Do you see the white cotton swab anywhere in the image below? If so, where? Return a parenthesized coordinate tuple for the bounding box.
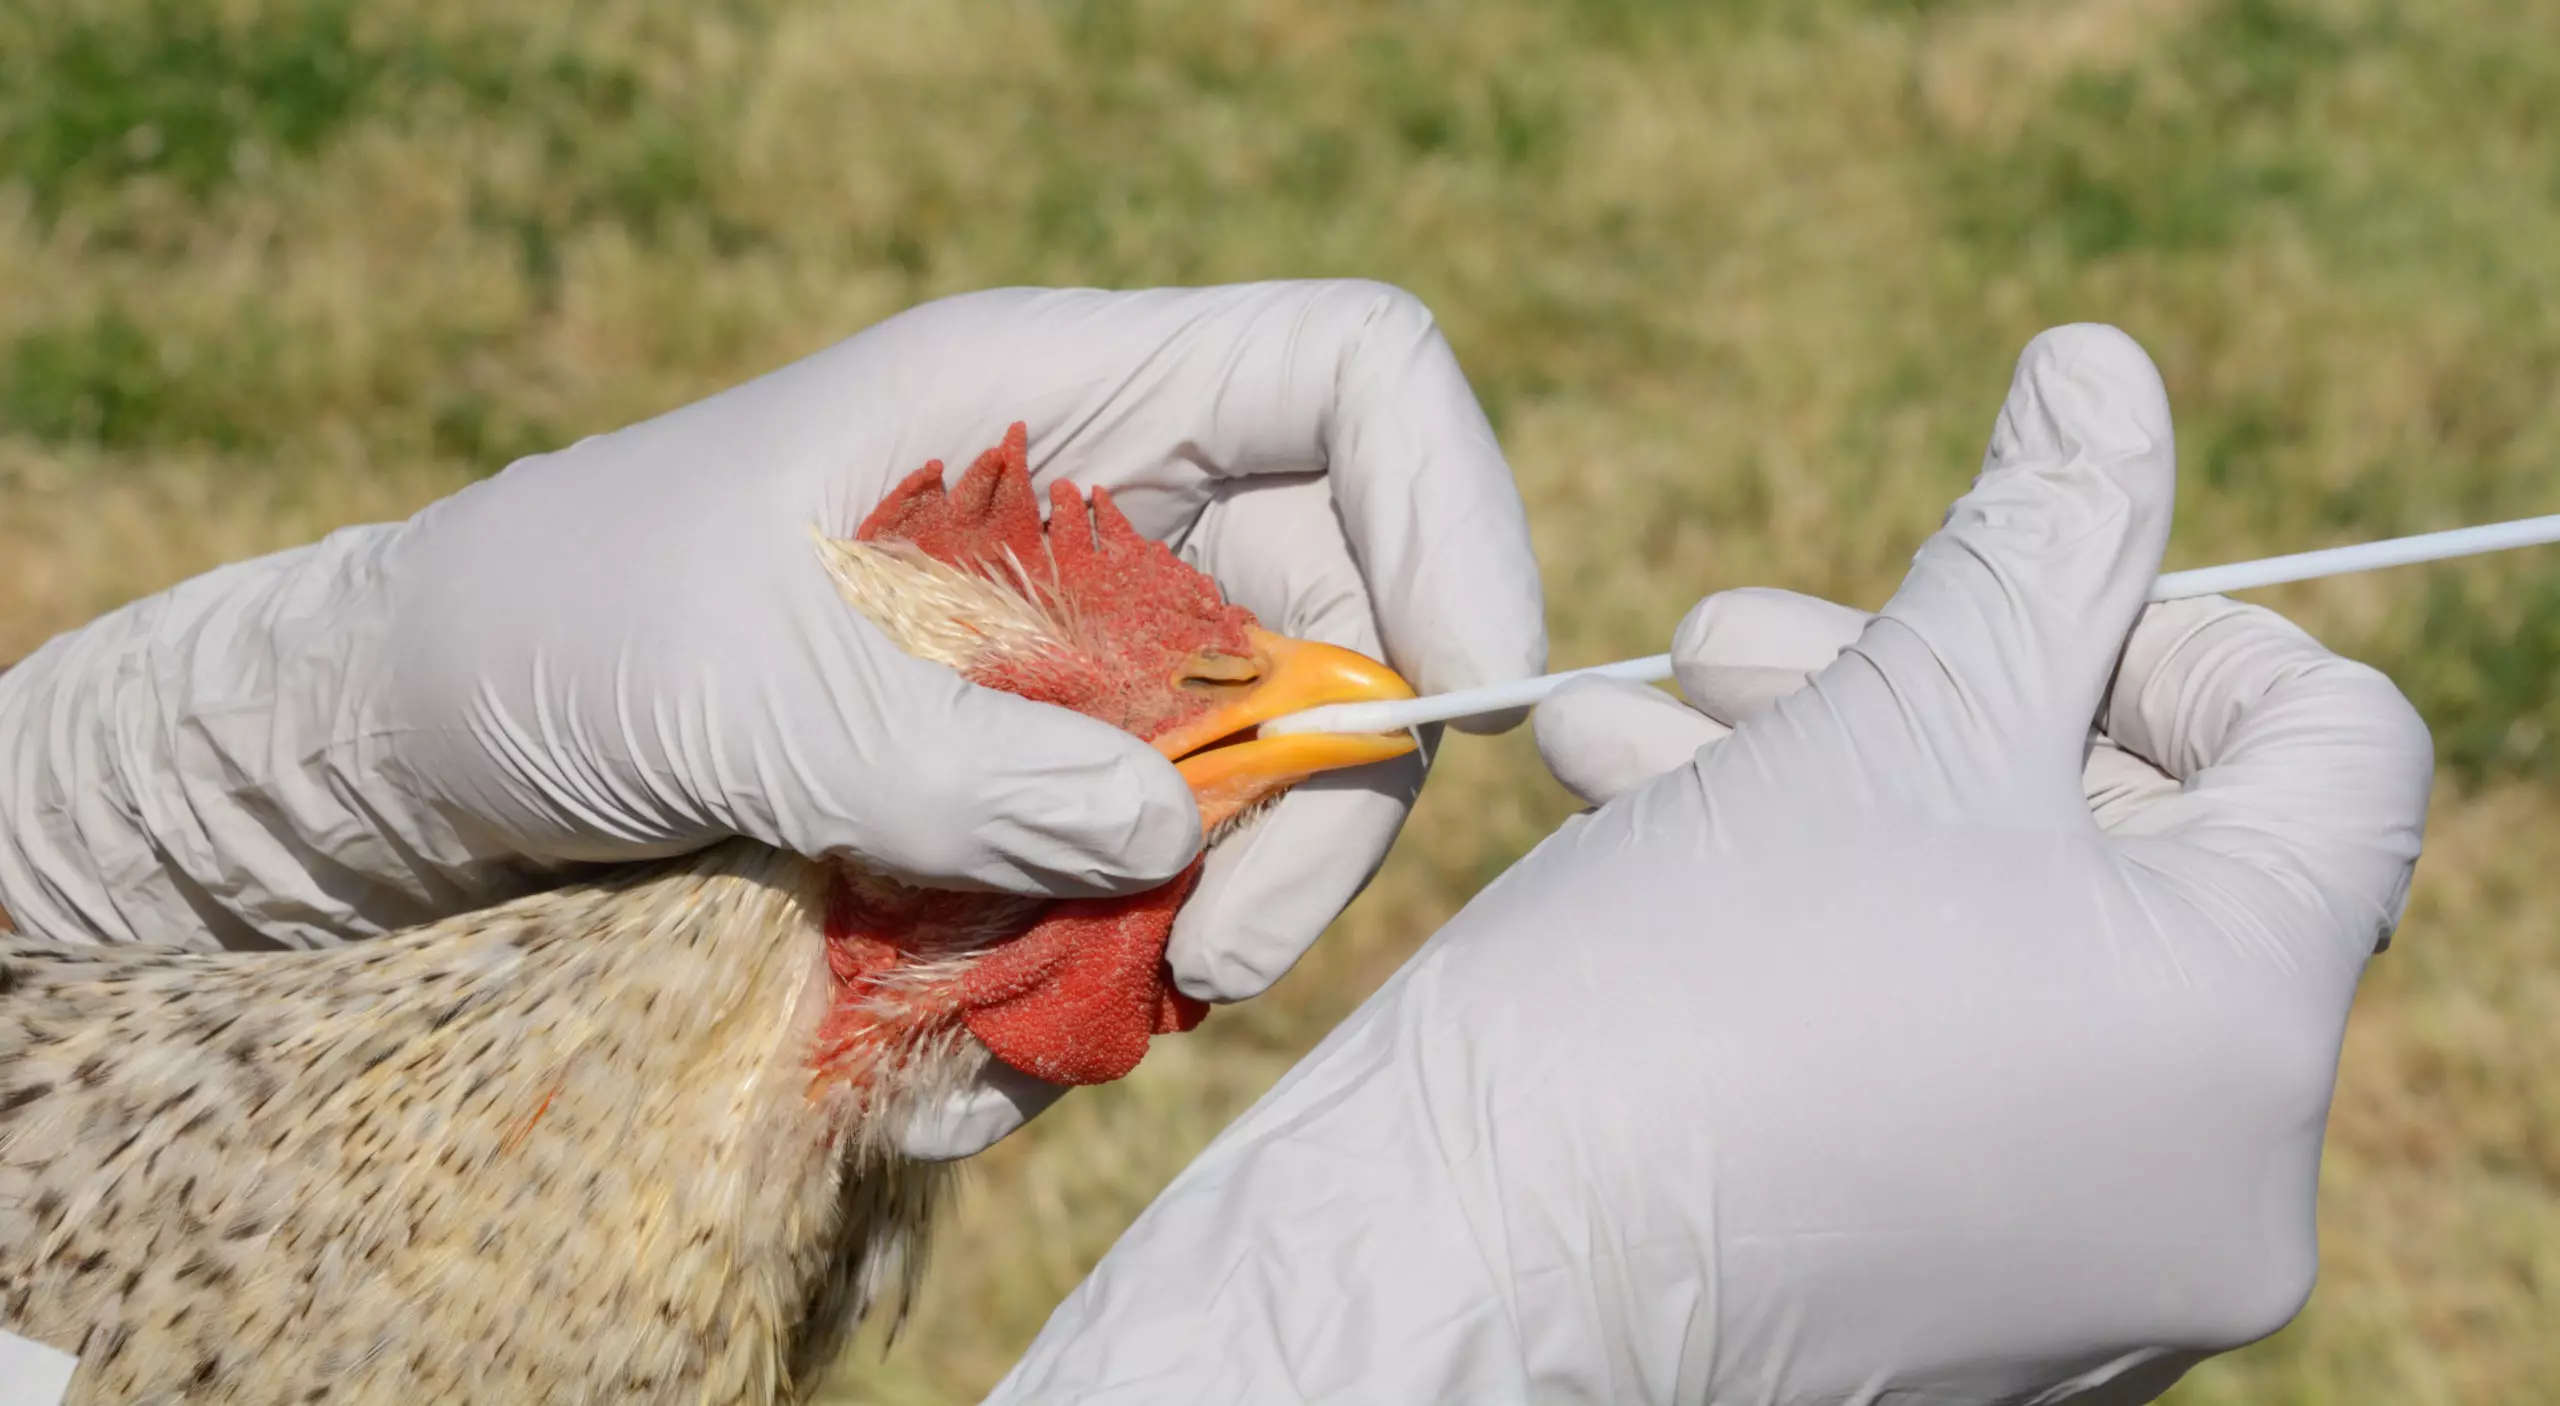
(1258, 512, 2560, 738)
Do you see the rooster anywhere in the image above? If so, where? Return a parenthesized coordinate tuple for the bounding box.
(0, 425, 1418, 1404)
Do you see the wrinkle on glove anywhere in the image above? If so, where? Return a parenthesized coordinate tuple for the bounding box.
(991, 325, 2432, 1405)
(0, 528, 430, 950)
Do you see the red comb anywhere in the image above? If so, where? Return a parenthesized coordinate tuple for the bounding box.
(856, 422, 1049, 576)
(853, 423, 1252, 675)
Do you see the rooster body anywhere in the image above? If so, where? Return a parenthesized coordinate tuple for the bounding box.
(1, 846, 941, 1403)
(0, 426, 1415, 1403)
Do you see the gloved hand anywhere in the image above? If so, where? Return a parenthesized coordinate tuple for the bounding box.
(0, 280, 1546, 1159)
(986, 325, 2434, 1404)
(1533, 588, 2202, 829)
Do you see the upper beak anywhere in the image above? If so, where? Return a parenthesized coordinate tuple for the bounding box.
(1152, 627, 1419, 830)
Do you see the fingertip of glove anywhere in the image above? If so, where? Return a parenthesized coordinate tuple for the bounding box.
(1162, 862, 1307, 1005)
(890, 687, 1205, 894)
(1671, 588, 1872, 667)
(1994, 324, 2172, 470)
(894, 1062, 1069, 1161)
(1534, 675, 1726, 808)
(1164, 777, 1410, 1002)
(1166, 940, 1286, 1005)
(1667, 589, 1873, 725)
(1042, 736, 1206, 886)
(2018, 322, 2154, 376)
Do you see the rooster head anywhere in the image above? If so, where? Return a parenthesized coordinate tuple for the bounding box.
(813, 423, 1419, 1089)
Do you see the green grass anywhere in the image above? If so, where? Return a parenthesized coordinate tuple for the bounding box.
(3, 0, 2556, 1400)
(0, 0, 381, 212)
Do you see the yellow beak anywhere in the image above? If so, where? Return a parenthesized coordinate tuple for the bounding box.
(1153, 627, 1419, 830)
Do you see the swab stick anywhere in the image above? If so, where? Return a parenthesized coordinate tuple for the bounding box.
(1260, 514, 2560, 737)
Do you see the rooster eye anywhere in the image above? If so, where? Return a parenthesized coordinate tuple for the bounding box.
(1176, 652, 1262, 690)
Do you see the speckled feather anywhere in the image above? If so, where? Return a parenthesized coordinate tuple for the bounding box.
(0, 426, 1275, 1402)
(0, 844, 964, 1403)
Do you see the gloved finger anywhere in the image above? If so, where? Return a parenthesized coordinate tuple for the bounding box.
(778, 621, 1210, 895)
(1533, 675, 1730, 807)
(850, 281, 1549, 732)
(2098, 596, 2434, 950)
(1163, 474, 1425, 1002)
(1670, 587, 1874, 727)
(1166, 760, 1423, 1003)
(894, 1058, 1070, 1162)
(2083, 732, 2179, 831)
(1851, 324, 2176, 797)
(1662, 586, 2190, 826)
(1661, 584, 2188, 823)
(1660, 583, 2192, 822)
(383, 471, 1208, 898)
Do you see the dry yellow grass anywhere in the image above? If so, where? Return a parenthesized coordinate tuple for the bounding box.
(3, 0, 2555, 1400)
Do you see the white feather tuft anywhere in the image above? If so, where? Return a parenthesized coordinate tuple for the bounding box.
(812, 533, 1071, 674)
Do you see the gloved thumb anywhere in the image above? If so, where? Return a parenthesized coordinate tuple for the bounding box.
(1532, 588, 1871, 807)
(1534, 676, 1727, 807)
(1852, 324, 2175, 801)
(1670, 587, 1873, 726)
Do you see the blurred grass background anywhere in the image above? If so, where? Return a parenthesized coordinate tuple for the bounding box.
(2, 0, 2555, 1399)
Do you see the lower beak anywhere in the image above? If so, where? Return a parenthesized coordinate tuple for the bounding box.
(1153, 628, 1419, 830)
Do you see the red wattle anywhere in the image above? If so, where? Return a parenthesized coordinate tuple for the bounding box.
(956, 863, 1205, 1086)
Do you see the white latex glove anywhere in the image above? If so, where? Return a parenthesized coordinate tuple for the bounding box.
(1535, 587, 2189, 827)
(987, 325, 2433, 1404)
(0, 281, 1545, 1156)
